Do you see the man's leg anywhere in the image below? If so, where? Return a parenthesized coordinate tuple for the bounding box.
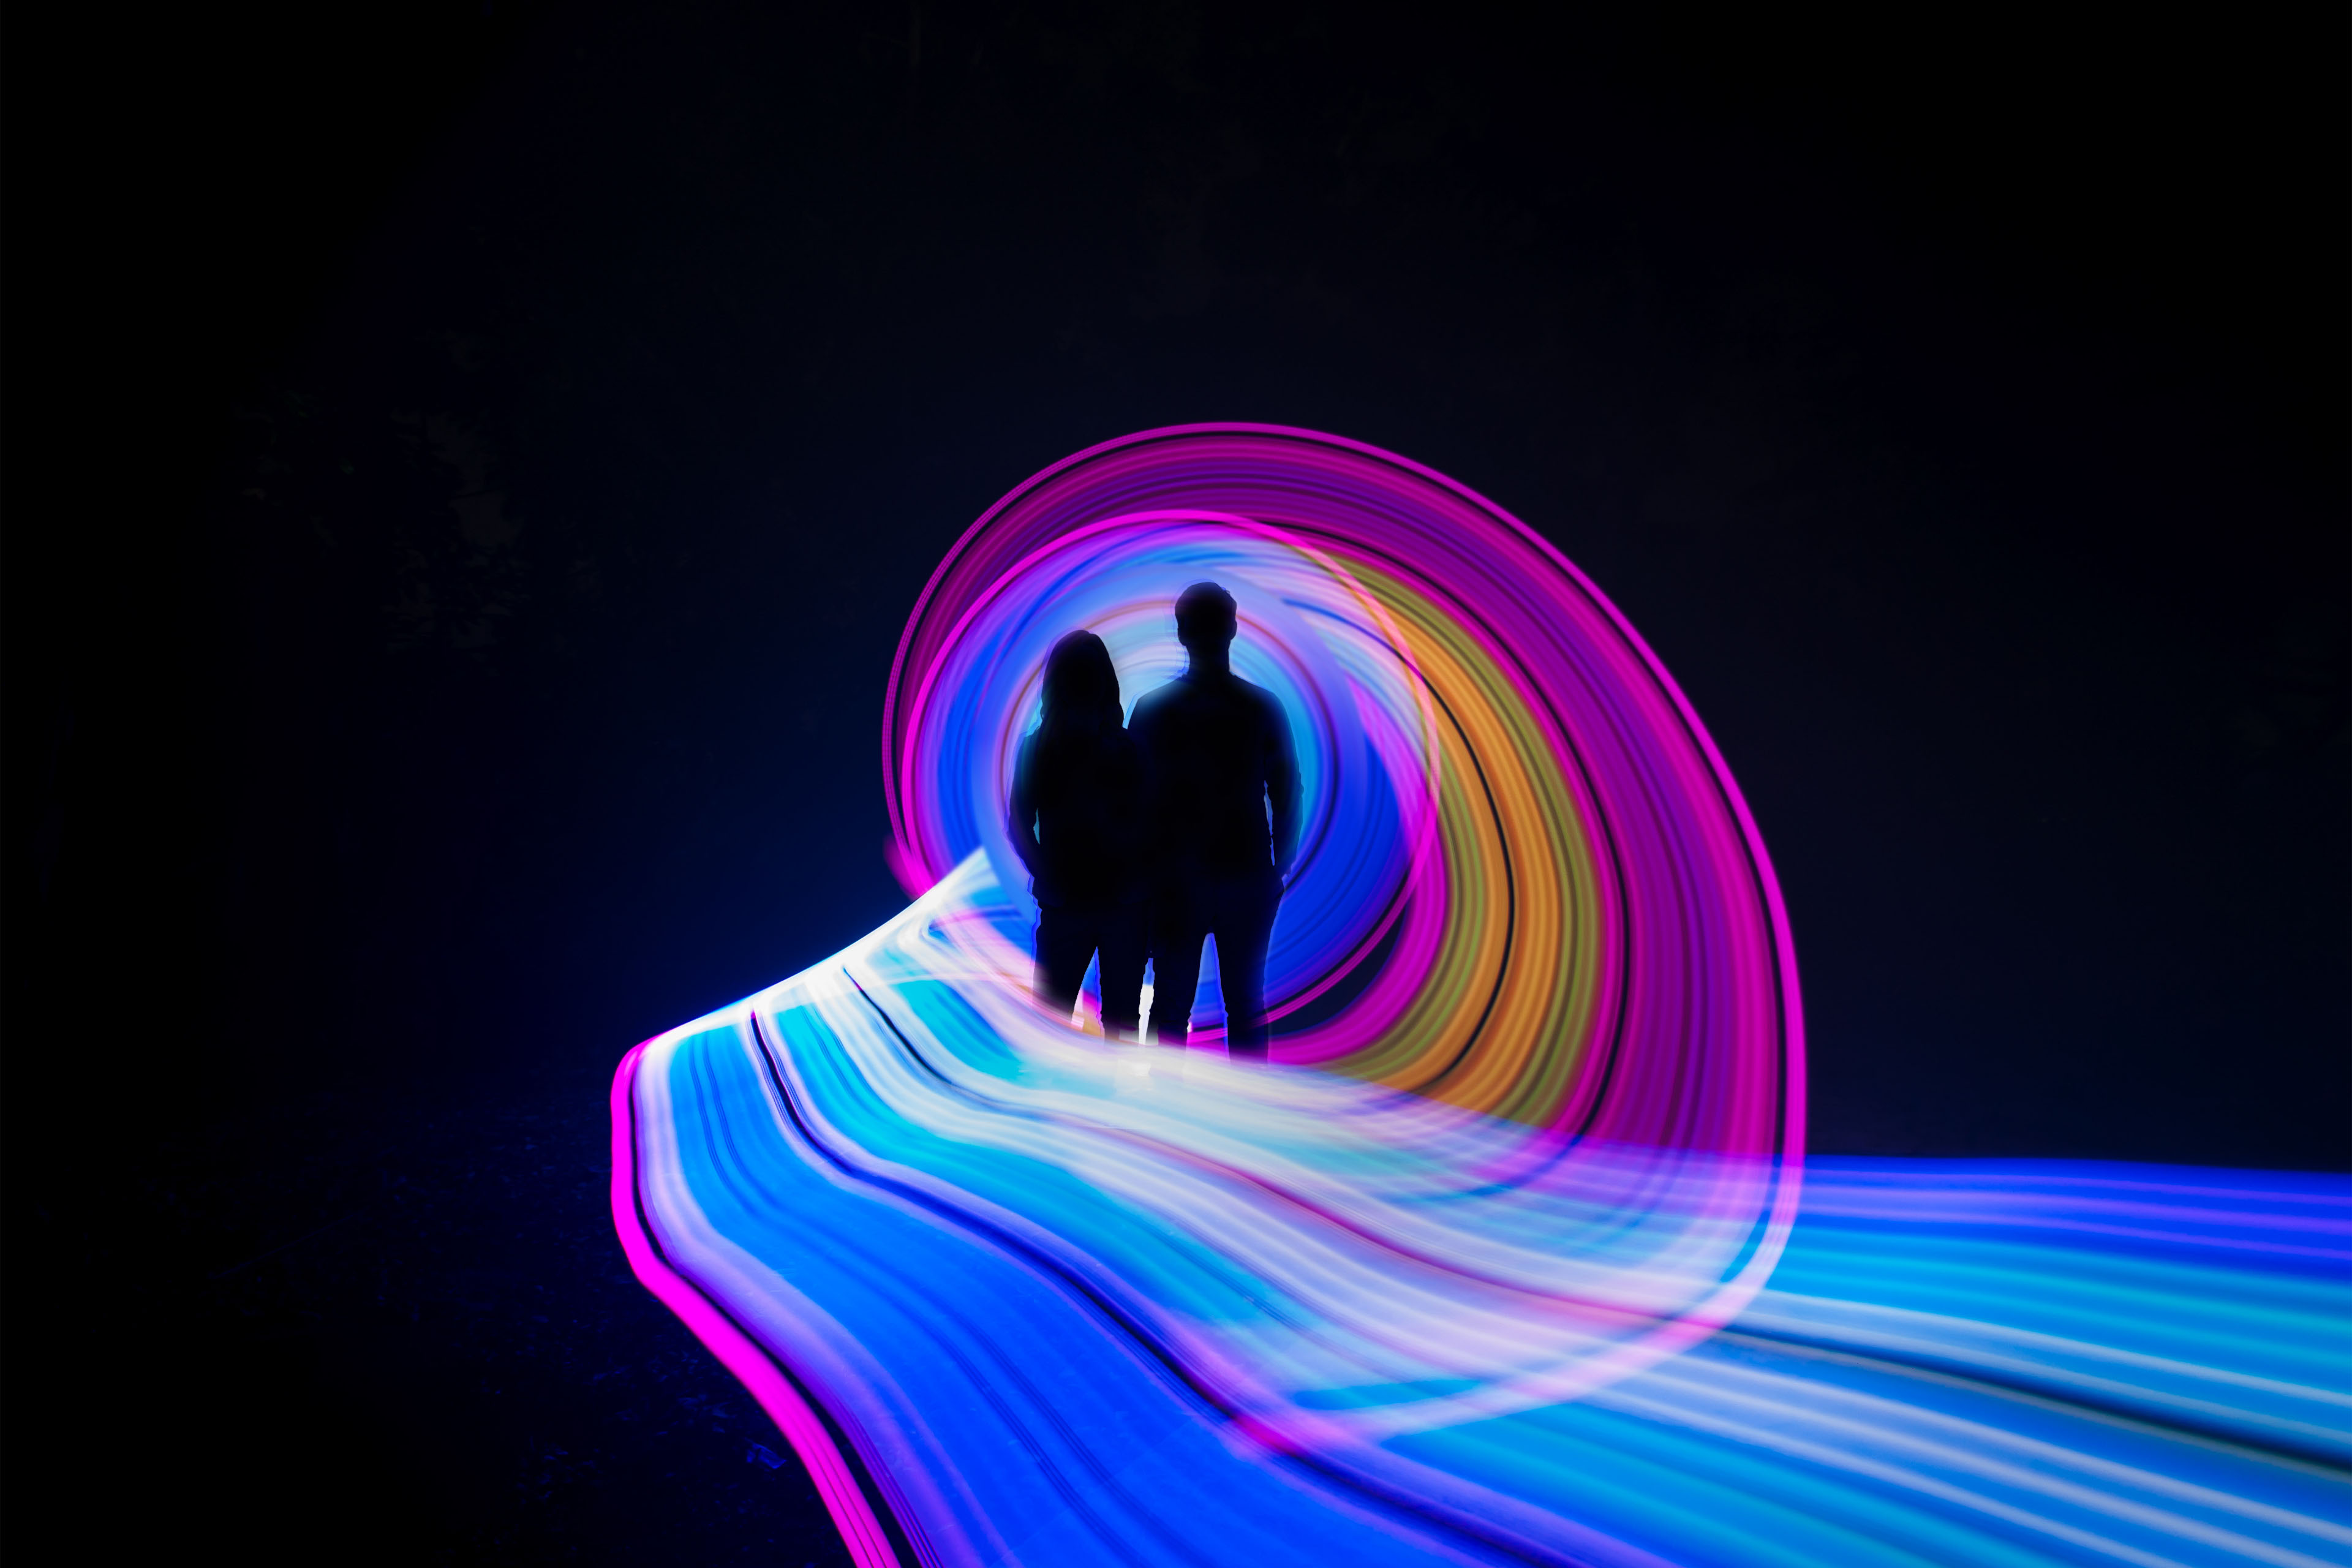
(1213, 879, 1281, 1059)
(1033, 905, 1097, 1023)
(1148, 892, 1207, 1048)
(1096, 905, 1147, 1039)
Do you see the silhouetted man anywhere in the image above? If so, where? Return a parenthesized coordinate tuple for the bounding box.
(1130, 582, 1300, 1058)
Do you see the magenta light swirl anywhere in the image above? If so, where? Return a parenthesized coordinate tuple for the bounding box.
(882, 424, 1803, 1157)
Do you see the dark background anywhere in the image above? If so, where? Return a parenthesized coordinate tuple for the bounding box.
(7, 2, 2344, 1561)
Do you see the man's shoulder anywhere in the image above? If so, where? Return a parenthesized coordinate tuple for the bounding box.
(1132, 673, 1282, 726)
(1232, 676, 1289, 726)
(1131, 675, 1199, 714)
(1134, 676, 1187, 704)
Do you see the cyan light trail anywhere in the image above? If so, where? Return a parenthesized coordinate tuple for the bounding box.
(613, 428, 2350, 1565)
(612, 864, 2350, 1566)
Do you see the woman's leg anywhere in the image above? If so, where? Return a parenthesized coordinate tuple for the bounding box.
(1095, 906, 1147, 1039)
(1148, 888, 1208, 1047)
(1033, 905, 1096, 1023)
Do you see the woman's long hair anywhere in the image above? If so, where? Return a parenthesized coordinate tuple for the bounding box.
(1037, 630, 1124, 740)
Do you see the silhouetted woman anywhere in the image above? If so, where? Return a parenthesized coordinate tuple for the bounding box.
(1008, 630, 1147, 1037)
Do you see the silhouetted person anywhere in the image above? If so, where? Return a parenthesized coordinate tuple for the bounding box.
(1131, 582, 1300, 1058)
(1009, 630, 1147, 1037)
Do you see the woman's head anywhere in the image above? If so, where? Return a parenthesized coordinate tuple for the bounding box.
(1039, 629, 1123, 735)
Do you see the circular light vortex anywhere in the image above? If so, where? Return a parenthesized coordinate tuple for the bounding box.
(884, 424, 1803, 1156)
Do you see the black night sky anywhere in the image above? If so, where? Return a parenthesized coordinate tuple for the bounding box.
(7, 4, 2345, 1561)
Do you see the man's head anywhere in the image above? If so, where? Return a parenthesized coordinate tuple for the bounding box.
(1174, 581, 1238, 654)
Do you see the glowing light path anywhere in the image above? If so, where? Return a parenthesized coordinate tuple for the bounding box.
(614, 429, 2350, 1565)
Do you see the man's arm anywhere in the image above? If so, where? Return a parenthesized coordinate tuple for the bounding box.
(1008, 731, 1044, 876)
(1128, 693, 1167, 872)
(1265, 696, 1301, 881)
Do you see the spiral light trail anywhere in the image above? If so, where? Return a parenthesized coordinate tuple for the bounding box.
(614, 427, 2349, 1566)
